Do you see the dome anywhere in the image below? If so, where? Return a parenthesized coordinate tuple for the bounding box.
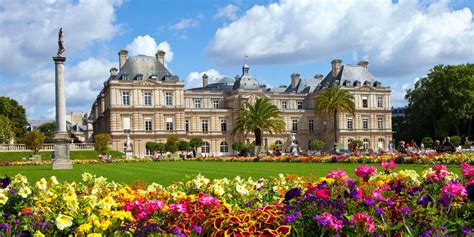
(238, 75, 259, 90)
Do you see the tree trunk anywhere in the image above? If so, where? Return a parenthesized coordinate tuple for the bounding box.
(333, 110, 338, 144)
(255, 129, 262, 146)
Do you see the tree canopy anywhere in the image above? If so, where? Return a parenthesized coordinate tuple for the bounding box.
(0, 115, 14, 144)
(0, 97, 28, 139)
(38, 121, 56, 143)
(405, 64, 473, 141)
(24, 131, 44, 154)
(232, 98, 285, 146)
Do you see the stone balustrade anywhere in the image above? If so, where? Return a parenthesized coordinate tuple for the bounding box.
(0, 143, 95, 152)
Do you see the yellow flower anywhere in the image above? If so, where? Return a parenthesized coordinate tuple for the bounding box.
(19, 187, 32, 198)
(236, 183, 249, 196)
(76, 223, 92, 234)
(55, 214, 73, 230)
(36, 178, 47, 190)
(87, 234, 102, 237)
(33, 230, 45, 237)
(82, 173, 93, 182)
(64, 191, 77, 201)
(49, 176, 59, 186)
(0, 192, 8, 205)
(98, 196, 114, 210)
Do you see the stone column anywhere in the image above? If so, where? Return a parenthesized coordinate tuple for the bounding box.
(52, 56, 72, 169)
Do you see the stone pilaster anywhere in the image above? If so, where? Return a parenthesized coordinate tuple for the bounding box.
(52, 56, 72, 170)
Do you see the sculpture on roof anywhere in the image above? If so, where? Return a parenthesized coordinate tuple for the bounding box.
(57, 28, 65, 56)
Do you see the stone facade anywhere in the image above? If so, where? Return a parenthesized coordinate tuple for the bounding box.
(89, 50, 392, 157)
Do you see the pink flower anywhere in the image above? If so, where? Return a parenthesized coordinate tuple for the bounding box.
(380, 160, 396, 171)
(124, 201, 133, 211)
(198, 193, 220, 206)
(316, 189, 331, 199)
(326, 168, 347, 179)
(313, 212, 343, 231)
(351, 213, 376, 233)
(433, 164, 447, 172)
(169, 203, 188, 213)
(460, 163, 474, 178)
(442, 181, 467, 197)
(355, 165, 377, 178)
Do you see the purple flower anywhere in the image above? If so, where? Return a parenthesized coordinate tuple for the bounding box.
(285, 188, 301, 201)
(284, 215, 297, 224)
(1, 176, 11, 189)
(401, 208, 410, 214)
(417, 194, 433, 208)
(0, 224, 11, 231)
(172, 227, 180, 234)
(375, 207, 384, 215)
(245, 201, 253, 206)
(438, 195, 451, 207)
(193, 225, 202, 234)
(257, 179, 264, 183)
(463, 227, 472, 235)
(9, 189, 17, 194)
(177, 234, 185, 237)
(364, 198, 376, 206)
(294, 210, 302, 217)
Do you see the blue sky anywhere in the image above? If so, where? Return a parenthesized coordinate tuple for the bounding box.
(0, 0, 473, 119)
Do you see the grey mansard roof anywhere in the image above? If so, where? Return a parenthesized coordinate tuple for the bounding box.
(114, 55, 178, 81)
(285, 78, 320, 93)
(187, 77, 235, 92)
(317, 65, 382, 89)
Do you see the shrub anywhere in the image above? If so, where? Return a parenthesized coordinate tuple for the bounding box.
(146, 141, 158, 155)
(178, 140, 191, 153)
(310, 139, 325, 151)
(232, 141, 245, 153)
(166, 136, 179, 154)
(451, 136, 462, 146)
(24, 131, 44, 154)
(189, 138, 204, 149)
(94, 133, 111, 155)
(422, 137, 433, 148)
(156, 142, 166, 155)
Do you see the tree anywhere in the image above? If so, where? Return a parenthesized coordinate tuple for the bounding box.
(405, 64, 473, 140)
(0, 97, 28, 139)
(232, 141, 245, 155)
(232, 98, 285, 147)
(155, 142, 166, 155)
(422, 137, 434, 148)
(166, 136, 179, 154)
(310, 139, 325, 151)
(178, 140, 191, 154)
(451, 136, 462, 147)
(38, 121, 56, 143)
(94, 134, 111, 155)
(0, 115, 14, 144)
(189, 138, 204, 157)
(24, 131, 44, 155)
(146, 141, 158, 156)
(315, 86, 355, 144)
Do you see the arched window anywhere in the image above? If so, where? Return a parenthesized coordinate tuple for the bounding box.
(201, 142, 210, 154)
(378, 138, 385, 149)
(363, 138, 370, 150)
(220, 141, 228, 153)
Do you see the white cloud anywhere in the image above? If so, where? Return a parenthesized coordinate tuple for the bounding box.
(0, 0, 122, 75)
(169, 18, 199, 31)
(207, 0, 474, 76)
(215, 4, 239, 21)
(126, 35, 174, 63)
(185, 69, 225, 89)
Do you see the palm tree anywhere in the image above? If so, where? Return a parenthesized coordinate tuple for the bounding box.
(232, 98, 286, 147)
(315, 85, 355, 144)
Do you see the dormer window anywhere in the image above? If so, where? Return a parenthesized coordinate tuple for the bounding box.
(135, 74, 143, 80)
(121, 74, 129, 80)
(149, 75, 157, 80)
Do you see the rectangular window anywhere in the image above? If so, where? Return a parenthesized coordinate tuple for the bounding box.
(347, 118, 353, 130)
(308, 119, 314, 131)
(144, 92, 152, 106)
(144, 118, 152, 132)
(185, 120, 189, 132)
(362, 96, 368, 108)
(213, 100, 220, 109)
(297, 101, 303, 109)
(194, 99, 201, 109)
(122, 116, 131, 132)
(221, 119, 227, 132)
(166, 117, 173, 131)
(281, 101, 288, 109)
(165, 92, 173, 106)
(362, 118, 369, 130)
(378, 118, 383, 130)
(292, 119, 298, 131)
(122, 91, 130, 106)
(202, 119, 208, 133)
(377, 96, 383, 108)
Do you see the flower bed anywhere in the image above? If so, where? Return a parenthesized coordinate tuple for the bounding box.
(0, 153, 473, 167)
(0, 162, 473, 236)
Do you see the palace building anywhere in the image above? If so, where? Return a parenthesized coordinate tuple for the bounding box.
(89, 49, 392, 157)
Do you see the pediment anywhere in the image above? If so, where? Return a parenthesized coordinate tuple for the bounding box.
(132, 79, 159, 86)
(358, 85, 376, 91)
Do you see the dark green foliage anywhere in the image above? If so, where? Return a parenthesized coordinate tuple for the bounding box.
(422, 137, 434, 148)
(178, 140, 191, 152)
(146, 141, 158, 155)
(310, 139, 325, 151)
(24, 131, 44, 154)
(94, 133, 111, 155)
(0, 115, 14, 144)
(450, 136, 462, 146)
(232, 98, 285, 146)
(189, 138, 204, 149)
(232, 141, 245, 152)
(155, 142, 166, 155)
(38, 122, 56, 143)
(351, 140, 363, 148)
(405, 64, 473, 141)
(0, 97, 28, 139)
(166, 136, 179, 153)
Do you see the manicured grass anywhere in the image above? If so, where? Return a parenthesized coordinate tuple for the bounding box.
(0, 150, 124, 161)
(0, 161, 462, 186)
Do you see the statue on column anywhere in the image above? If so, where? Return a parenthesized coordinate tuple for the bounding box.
(57, 28, 65, 56)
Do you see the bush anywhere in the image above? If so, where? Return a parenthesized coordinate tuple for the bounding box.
(94, 134, 111, 155)
(189, 138, 204, 149)
(310, 139, 325, 151)
(178, 140, 191, 153)
(451, 136, 462, 146)
(24, 131, 44, 154)
(166, 136, 179, 154)
(422, 137, 433, 148)
(146, 141, 158, 155)
(351, 140, 363, 148)
(232, 141, 245, 153)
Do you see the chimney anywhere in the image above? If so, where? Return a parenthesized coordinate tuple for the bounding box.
(331, 59, 342, 77)
(156, 50, 166, 65)
(109, 67, 118, 77)
(202, 74, 209, 87)
(314, 74, 324, 81)
(118, 49, 128, 70)
(357, 60, 369, 70)
(291, 73, 300, 89)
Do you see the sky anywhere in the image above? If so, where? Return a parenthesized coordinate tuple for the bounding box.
(0, 0, 473, 120)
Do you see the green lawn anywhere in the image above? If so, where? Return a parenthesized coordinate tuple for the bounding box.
(0, 150, 124, 161)
(0, 161, 462, 186)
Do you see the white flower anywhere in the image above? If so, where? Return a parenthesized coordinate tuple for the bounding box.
(55, 214, 73, 230)
(0, 191, 8, 205)
(82, 173, 93, 182)
(147, 182, 163, 192)
(49, 176, 59, 186)
(18, 187, 32, 198)
(36, 178, 47, 190)
(236, 183, 249, 196)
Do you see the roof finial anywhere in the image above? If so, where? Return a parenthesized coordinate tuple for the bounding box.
(245, 54, 248, 64)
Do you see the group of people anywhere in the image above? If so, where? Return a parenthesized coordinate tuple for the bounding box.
(392, 137, 461, 155)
